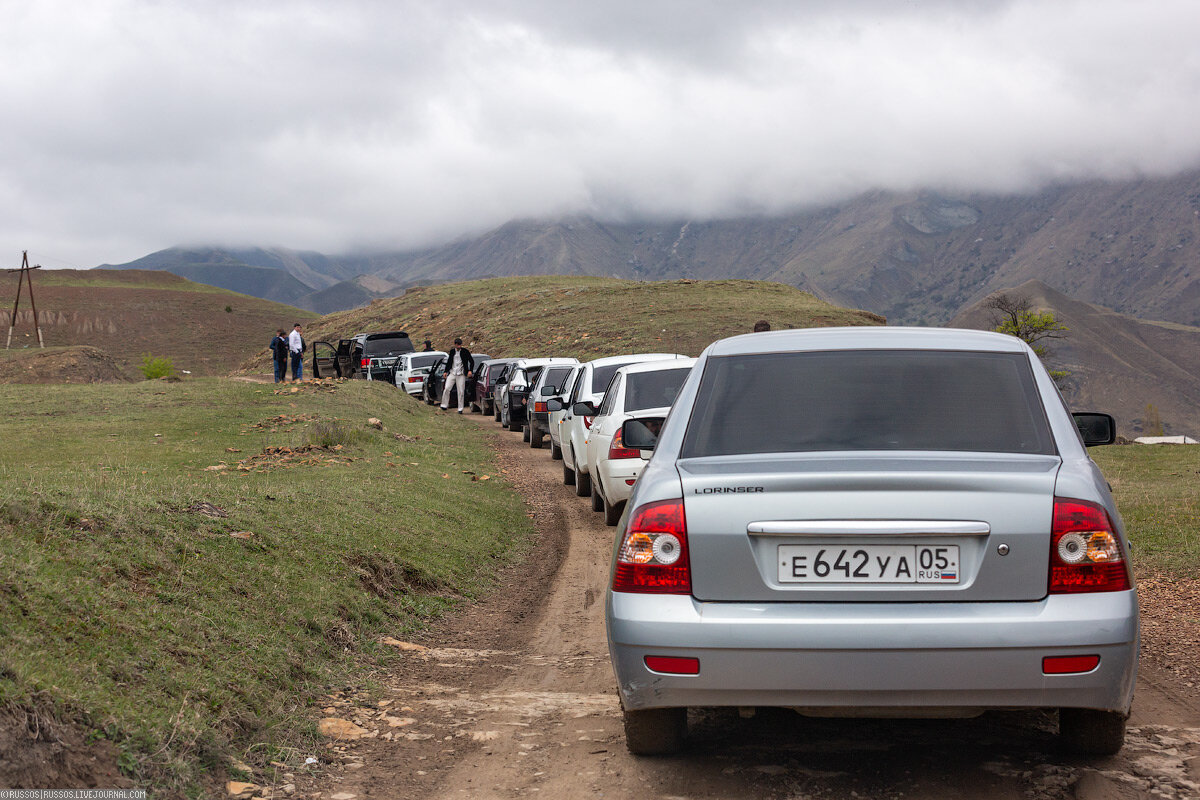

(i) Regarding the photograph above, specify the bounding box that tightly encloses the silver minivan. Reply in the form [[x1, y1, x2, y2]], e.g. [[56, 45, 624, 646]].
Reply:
[[605, 327, 1137, 756]]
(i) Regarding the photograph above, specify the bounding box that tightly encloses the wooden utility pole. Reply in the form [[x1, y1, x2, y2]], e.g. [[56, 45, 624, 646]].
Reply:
[[6, 251, 45, 349]]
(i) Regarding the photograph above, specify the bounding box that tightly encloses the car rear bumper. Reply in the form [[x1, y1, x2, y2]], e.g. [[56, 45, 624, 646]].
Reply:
[[606, 590, 1138, 714], [597, 458, 643, 505]]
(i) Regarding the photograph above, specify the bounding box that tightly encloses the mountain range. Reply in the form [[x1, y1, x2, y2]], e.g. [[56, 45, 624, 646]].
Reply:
[[98, 169, 1200, 326]]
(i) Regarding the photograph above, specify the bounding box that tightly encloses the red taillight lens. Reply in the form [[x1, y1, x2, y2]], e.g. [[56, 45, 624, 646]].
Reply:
[[583, 415, 594, 430], [1049, 498, 1130, 594], [534, 401, 547, 413], [408, 376, 422, 383], [360, 358, 370, 367], [613, 499, 690, 594], [607, 429, 640, 460], [644, 656, 700, 675], [1043, 655, 1100, 674]]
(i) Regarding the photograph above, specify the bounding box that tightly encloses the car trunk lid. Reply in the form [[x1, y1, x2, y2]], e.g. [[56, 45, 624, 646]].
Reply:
[[679, 452, 1060, 603]]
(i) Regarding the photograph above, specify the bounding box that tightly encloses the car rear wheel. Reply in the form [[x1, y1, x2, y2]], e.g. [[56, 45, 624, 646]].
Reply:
[[575, 464, 591, 497], [529, 422, 543, 448], [590, 481, 604, 512], [494, 405, 502, 422], [1059, 709, 1126, 755], [622, 707, 686, 756], [604, 496, 624, 527], [550, 439, 562, 460], [563, 459, 576, 486]]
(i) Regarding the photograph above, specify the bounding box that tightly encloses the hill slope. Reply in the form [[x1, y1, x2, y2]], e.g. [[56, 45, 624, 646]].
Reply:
[[1, 270, 315, 376], [240, 275, 885, 371], [950, 280, 1200, 438]]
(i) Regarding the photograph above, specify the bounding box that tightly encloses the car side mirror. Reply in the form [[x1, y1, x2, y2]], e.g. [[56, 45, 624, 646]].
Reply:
[[1073, 412, 1116, 447], [540, 386, 557, 396], [572, 401, 598, 416], [622, 417, 664, 451], [546, 398, 564, 412]]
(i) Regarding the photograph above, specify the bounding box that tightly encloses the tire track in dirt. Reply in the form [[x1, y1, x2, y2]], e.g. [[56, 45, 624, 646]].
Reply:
[[297, 410, 1200, 800]]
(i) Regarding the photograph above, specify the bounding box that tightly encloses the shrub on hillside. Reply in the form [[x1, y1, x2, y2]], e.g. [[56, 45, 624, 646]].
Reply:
[[139, 354, 176, 380], [305, 420, 371, 448]]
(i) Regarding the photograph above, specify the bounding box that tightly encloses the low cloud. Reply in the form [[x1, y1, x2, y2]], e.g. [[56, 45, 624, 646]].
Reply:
[[2, 0, 1199, 266]]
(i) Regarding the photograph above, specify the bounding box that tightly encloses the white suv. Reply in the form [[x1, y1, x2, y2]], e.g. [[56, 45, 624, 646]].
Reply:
[[556, 354, 688, 497]]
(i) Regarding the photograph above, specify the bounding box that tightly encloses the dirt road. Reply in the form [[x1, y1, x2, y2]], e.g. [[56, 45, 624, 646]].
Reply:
[[297, 414, 1200, 800]]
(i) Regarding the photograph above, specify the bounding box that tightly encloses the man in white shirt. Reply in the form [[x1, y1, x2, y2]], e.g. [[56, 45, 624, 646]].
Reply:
[[288, 323, 305, 381], [440, 338, 474, 413]]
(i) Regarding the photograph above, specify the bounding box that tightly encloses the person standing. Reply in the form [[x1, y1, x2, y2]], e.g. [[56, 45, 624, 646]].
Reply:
[[422, 339, 434, 352], [288, 323, 305, 381], [440, 338, 474, 413], [269, 328, 289, 383]]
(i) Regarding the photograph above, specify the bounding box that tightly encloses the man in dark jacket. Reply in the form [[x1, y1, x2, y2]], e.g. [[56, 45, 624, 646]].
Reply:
[[440, 338, 474, 413], [269, 328, 289, 383]]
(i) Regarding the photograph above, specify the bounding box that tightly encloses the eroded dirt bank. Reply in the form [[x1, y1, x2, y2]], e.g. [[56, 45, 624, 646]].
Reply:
[[296, 413, 1200, 800]]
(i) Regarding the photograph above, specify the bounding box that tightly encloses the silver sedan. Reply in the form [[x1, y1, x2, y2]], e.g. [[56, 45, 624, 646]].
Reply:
[[605, 327, 1137, 757]]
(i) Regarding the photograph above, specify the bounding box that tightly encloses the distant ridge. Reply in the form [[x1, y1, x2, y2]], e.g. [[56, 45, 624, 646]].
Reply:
[[950, 279, 1200, 438]]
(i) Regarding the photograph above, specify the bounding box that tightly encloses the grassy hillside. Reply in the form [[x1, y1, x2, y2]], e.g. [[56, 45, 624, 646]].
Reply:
[[0, 269, 316, 376], [241, 276, 885, 371], [0, 378, 533, 792]]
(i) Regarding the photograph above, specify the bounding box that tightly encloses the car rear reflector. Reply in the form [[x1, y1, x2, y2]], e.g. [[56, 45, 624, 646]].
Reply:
[[644, 655, 700, 675], [1048, 498, 1131, 594], [613, 499, 690, 594], [608, 429, 640, 460], [1042, 655, 1100, 674]]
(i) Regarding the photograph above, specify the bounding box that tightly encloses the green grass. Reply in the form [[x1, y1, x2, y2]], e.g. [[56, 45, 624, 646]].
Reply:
[[1092, 445, 1200, 577], [0, 378, 533, 793]]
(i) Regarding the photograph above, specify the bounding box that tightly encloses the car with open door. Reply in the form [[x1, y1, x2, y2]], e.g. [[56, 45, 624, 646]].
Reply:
[[605, 327, 1135, 758]]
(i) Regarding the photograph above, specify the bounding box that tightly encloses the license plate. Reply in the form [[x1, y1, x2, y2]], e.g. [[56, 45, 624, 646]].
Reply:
[[778, 545, 960, 584]]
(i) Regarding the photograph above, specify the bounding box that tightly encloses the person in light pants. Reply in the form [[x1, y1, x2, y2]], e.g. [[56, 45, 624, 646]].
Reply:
[[440, 338, 475, 413]]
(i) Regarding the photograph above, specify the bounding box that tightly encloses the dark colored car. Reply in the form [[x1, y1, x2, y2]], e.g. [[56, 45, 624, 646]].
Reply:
[[362, 332, 416, 381], [501, 364, 543, 435], [475, 358, 520, 416], [424, 353, 490, 407]]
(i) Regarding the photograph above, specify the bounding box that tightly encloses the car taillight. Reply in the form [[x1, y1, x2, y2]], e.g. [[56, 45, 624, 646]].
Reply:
[[583, 415, 593, 430], [534, 401, 547, 413], [608, 429, 640, 460], [408, 376, 422, 383], [1048, 497, 1131, 594], [360, 358, 370, 367], [613, 499, 690, 594]]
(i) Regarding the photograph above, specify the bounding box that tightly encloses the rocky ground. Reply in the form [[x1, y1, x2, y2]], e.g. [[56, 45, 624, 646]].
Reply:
[[247, 413, 1200, 800], [0, 345, 130, 383]]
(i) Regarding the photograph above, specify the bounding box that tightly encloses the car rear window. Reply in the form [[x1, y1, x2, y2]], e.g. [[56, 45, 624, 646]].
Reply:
[[364, 334, 414, 356], [681, 350, 1055, 457], [410, 354, 442, 369], [540, 366, 573, 393], [625, 367, 691, 412], [592, 361, 638, 393]]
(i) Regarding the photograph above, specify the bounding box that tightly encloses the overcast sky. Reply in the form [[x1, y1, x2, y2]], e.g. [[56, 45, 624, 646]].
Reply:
[[3, 0, 1200, 268]]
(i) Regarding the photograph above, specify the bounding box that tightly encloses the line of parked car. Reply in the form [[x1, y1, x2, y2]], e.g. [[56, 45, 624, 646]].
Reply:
[[318, 327, 1138, 761]]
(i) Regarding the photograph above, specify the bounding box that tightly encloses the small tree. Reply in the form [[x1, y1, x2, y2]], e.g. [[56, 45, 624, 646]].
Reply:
[[139, 353, 177, 380], [984, 292, 1069, 385], [1143, 403, 1164, 436]]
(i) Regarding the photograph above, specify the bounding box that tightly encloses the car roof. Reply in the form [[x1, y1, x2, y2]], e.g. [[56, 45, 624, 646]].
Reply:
[[515, 357, 580, 368], [705, 327, 1027, 357], [583, 353, 687, 368], [614, 357, 698, 376]]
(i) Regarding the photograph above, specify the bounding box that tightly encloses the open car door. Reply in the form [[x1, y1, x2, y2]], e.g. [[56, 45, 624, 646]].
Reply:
[[312, 341, 339, 379]]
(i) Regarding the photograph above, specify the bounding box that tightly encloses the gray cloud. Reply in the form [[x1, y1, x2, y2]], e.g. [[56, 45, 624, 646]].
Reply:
[[2, 0, 1198, 267]]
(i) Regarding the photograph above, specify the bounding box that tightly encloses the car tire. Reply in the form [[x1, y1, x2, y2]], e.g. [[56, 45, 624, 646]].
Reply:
[[1058, 709, 1126, 755], [521, 424, 530, 441], [575, 464, 591, 497], [590, 481, 604, 512], [494, 405, 502, 422], [622, 707, 686, 756], [604, 496, 624, 527], [529, 422, 543, 448], [550, 439, 562, 460], [563, 459, 576, 486]]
